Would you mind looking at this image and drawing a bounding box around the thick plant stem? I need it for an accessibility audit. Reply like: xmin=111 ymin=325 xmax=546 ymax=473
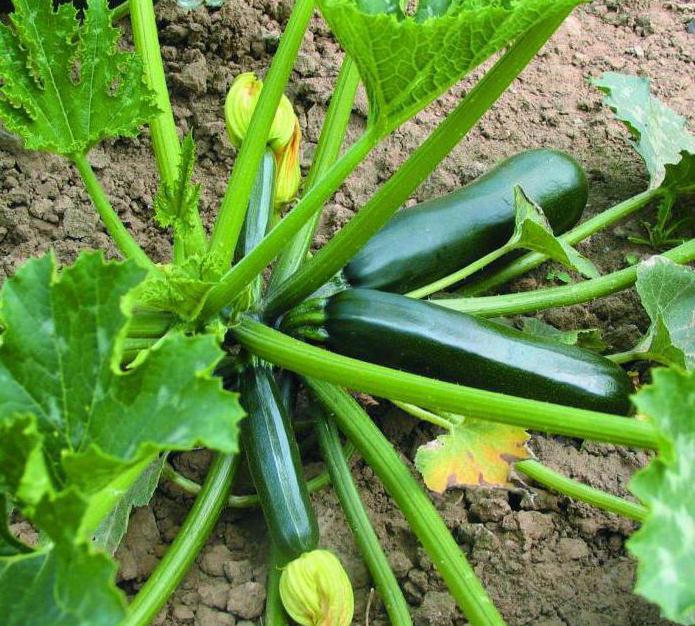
xmin=112 ymin=0 xmax=133 ymax=21
xmin=263 ymin=12 xmax=573 ymax=319
xmin=516 ymin=459 xmax=647 ymax=522
xmin=73 ymin=154 xmax=154 ymax=269
xmin=270 ymin=58 xmax=362 ymax=290
xmin=461 ymin=188 xmax=664 ymax=296
xmin=231 ymin=318 xmax=659 ymax=449
xmin=208 ymin=0 xmax=315 ymax=265
xmin=308 ymin=380 xmax=505 ymax=626
xmin=316 ymin=417 xmax=413 ymax=626
xmin=435 ymin=238 xmax=695 ymax=317
xmin=199 ymin=132 xmax=376 ymax=320
xmin=129 ymin=0 xmax=180 ymax=187
xmin=407 ymin=246 xmax=510 ymax=299
xmin=124 ymin=454 xmax=238 ymax=626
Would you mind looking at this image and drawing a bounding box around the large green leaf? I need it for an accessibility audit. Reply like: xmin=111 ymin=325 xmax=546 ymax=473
xmin=318 ymin=0 xmax=583 ymax=132
xmin=0 ymin=252 xmax=243 ymax=498
xmin=634 ymin=256 xmax=695 ymax=370
xmin=0 ymin=0 xmax=158 ymax=156
xmin=628 ymin=368 xmax=695 ymax=625
xmin=594 ymin=73 xmax=695 ymax=189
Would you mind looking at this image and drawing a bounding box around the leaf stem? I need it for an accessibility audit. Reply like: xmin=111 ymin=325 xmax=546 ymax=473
xmin=461 ymin=188 xmax=665 ymax=296
xmin=435 ymin=238 xmax=695 ymax=317
xmin=392 ymin=401 xmax=458 ymax=431
xmin=407 ymin=246 xmax=510 ymax=299
xmin=112 ymin=0 xmax=133 ymax=22
xmin=208 ymin=0 xmax=316 ymax=266
xmin=199 ymin=131 xmax=377 ymax=320
xmin=231 ymin=318 xmax=659 ymax=449
xmin=316 ymin=416 xmax=413 ymax=626
xmin=607 ymin=350 xmax=672 ymax=366
xmin=515 ymin=459 xmax=647 ymax=522
xmin=308 ymin=380 xmax=505 ymax=626
xmin=73 ymin=154 xmax=154 ymax=269
xmin=263 ymin=11 xmax=574 ymax=319
xmin=265 ymin=544 xmax=289 ymax=626
xmin=124 ymin=453 xmax=238 ymax=626
xmin=269 ymin=57 xmax=362 ymax=290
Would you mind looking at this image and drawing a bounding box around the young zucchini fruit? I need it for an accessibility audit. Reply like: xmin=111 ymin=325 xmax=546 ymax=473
xmin=282 ymin=289 xmax=633 ymax=415
xmin=343 ymin=149 xmax=589 ymax=293
xmin=239 ymin=365 xmax=319 ymax=563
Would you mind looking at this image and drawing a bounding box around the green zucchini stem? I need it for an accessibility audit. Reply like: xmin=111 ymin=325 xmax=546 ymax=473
xmin=316 ymin=416 xmax=413 ymax=626
xmin=435 ymin=237 xmax=695 ymax=318
xmin=407 ymin=246 xmax=511 ymax=299
xmin=392 ymin=401 xmax=460 ymax=431
xmin=124 ymin=454 xmax=239 ymax=626
xmin=207 ymin=0 xmax=316 ymax=266
xmin=270 ymin=58 xmax=362 ymax=291
xmin=72 ymin=154 xmax=154 ymax=269
xmin=460 ymin=187 xmax=665 ymax=296
xmin=162 ymin=440 xmax=356 ymax=507
xmin=265 ymin=544 xmax=289 ymax=626
xmin=606 ymin=350 xmax=673 ymax=366
xmin=232 ymin=317 xmax=659 ymax=449
xmin=307 ymin=379 xmax=506 ymax=626
xmin=516 ymin=459 xmax=647 ymax=522
xmin=112 ymin=0 xmax=132 ymax=21
xmin=262 ymin=11 xmax=574 ymax=320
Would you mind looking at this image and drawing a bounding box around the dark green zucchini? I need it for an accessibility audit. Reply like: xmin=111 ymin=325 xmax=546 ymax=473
xmin=239 ymin=365 xmax=319 ymax=563
xmin=344 ymin=149 xmax=588 ymax=294
xmin=282 ymin=289 xmax=632 ymax=415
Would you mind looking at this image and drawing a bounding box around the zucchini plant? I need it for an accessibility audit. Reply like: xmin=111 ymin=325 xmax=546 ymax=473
xmin=0 ymin=1 xmax=694 ymax=625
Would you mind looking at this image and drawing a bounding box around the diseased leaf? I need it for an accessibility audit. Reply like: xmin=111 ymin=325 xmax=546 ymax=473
xmin=594 ymin=73 xmax=695 ymax=189
xmin=520 ymin=317 xmax=607 ymax=353
xmin=93 ymin=456 xmax=165 ymax=553
xmin=0 ymin=252 xmax=243 ymax=500
xmin=628 ymin=368 xmax=695 ymax=625
xmin=0 ymin=0 xmax=158 ymax=156
xmin=318 ymin=0 xmax=583 ymax=132
xmin=154 ymin=133 xmax=206 ymax=257
xmin=635 ymin=256 xmax=695 ymax=370
xmin=510 ymin=186 xmax=599 ymax=278
xmin=415 ymin=419 xmax=530 ymax=493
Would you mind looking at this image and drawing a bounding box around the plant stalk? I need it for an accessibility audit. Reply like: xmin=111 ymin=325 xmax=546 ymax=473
xmin=270 ymin=57 xmax=362 ymax=290
xmin=461 ymin=188 xmax=664 ymax=296
xmin=263 ymin=11 xmax=574 ymax=319
xmin=73 ymin=154 xmax=154 ymax=269
xmin=316 ymin=416 xmax=413 ymax=626
xmin=434 ymin=238 xmax=695 ymax=317
xmin=308 ymin=379 xmax=505 ymax=626
xmin=265 ymin=544 xmax=289 ymax=626
xmin=123 ymin=453 xmax=238 ymax=626
xmin=231 ymin=317 xmax=659 ymax=449
xmin=208 ymin=0 xmax=316 ymax=266
xmin=516 ymin=459 xmax=647 ymax=522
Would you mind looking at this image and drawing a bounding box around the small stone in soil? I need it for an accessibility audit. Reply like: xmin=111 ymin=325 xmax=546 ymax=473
xmin=223 ymin=559 xmax=254 ymax=586
xmin=227 ymin=582 xmax=266 ymax=620
xmin=200 ymin=545 xmax=235 ymax=577
xmin=172 ymin=604 xmax=195 ymax=623
xmin=198 ymin=580 xmax=230 ymax=610
xmin=414 ymin=591 xmax=458 ymax=626
xmin=195 ymin=606 xmax=236 ymax=626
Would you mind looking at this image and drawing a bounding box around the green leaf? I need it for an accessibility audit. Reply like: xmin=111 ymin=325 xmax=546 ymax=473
xmin=510 ymin=186 xmax=599 ymax=278
xmin=93 ymin=456 xmax=165 ymax=553
xmin=594 ymin=73 xmax=695 ymax=189
xmin=0 ymin=0 xmax=158 ymax=157
xmin=0 ymin=252 xmax=243 ymax=500
xmin=520 ymin=317 xmax=607 ymax=352
xmin=634 ymin=256 xmax=695 ymax=370
xmin=628 ymin=368 xmax=695 ymax=625
xmin=414 ymin=419 xmax=530 ymax=493
xmin=318 ymin=0 xmax=583 ymax=132
xmin=662 ymin=151 xmax=695 ymax=196
xmin=154 ymin=133 xmax=207 ymax=257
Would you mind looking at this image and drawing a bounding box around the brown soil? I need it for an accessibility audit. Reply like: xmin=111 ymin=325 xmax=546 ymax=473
xmin=2 ymin=0 xmax=694 ymax=625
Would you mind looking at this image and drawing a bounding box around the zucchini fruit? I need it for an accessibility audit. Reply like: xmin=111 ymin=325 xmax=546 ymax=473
xmin=239 ymin=365 xmax=319 ymax=563
xmin=344 ymin=149 xmax=588 ymax=293
xmin=282 ymin=289 xmax=632 ymax=415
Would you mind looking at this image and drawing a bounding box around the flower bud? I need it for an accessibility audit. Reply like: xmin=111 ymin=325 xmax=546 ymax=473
xmin=225 ymin=72 xmax=296 ymax=150
xmin=279 ymin=550 xmax=354 ymax=626
xmin=273 ymin=118 xmax=302 ymax=208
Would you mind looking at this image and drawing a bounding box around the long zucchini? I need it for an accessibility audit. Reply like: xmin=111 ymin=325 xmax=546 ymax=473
xmin=343 ymin=149 xmax=588 ymax=293
xmin=239 ymin=365 xmax=319 ymax=563
xmin=282 ymin=289 xmax=632 ymax=415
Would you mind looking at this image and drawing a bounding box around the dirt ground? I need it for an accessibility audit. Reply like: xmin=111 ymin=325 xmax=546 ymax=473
xmin=2 ymin=0 xmax=694 ymax=624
